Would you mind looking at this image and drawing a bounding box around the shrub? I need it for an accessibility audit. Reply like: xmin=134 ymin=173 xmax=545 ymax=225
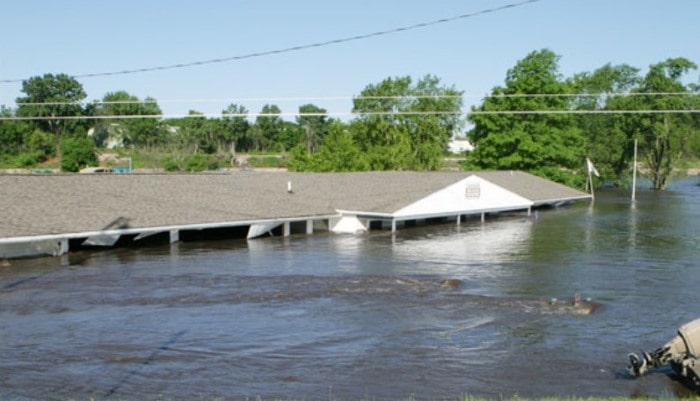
xmin=162 ymin=156 xmax=181 ymax=172
xmin=26 ymin=130 xmax=56 ymax=160
xmin=14 ymin=151 xmax=44 ymax=167
xmin=185 ymin=153 xmax=220 ymax=172
xmin=248 ymin=155 xmax=287 ymax=168
xmin=60 ymin=137 xmax=98 ymax=172
xmin=161 ymin=156 xmax=182 ymax=173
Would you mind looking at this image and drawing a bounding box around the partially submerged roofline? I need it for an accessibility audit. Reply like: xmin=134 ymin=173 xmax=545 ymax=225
xmin=531 ymin=194 xmax=593 ymax=207
xmin=336 ymin=204 xmax=534 ymax=222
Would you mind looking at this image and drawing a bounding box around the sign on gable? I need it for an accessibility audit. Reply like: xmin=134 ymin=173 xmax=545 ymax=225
xmin=465 ymin=183 xmax=481 ymax=199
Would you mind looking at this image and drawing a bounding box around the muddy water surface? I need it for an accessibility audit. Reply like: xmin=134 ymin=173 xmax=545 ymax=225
xmin=1 ymin=178 xmax=699 ymax=400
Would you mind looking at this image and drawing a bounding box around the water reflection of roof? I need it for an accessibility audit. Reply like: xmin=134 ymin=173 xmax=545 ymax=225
xmin=0 ymin=171 xmax=590 ymax=240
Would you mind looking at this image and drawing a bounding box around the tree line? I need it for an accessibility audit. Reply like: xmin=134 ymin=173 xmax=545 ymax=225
xmin=1 ymin=48 xmax=698 ymax=189
xmin=466 ymin=49 xmax=700 ymax=189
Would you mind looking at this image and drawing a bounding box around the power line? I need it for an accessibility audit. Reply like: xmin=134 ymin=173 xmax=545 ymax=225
xmin=2 ymin=109 xmax=700 ymax=122
xmin=0 ymin=0 xmax=541 ymax=83
xmin=9 ymin=92 xmax=699 ymax=107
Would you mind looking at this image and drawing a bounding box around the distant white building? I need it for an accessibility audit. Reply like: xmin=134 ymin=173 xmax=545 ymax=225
xmin=87 ymin=124 xmax=128 ymax=149
xmin=448 ymin=137 xmax=473 ymax=154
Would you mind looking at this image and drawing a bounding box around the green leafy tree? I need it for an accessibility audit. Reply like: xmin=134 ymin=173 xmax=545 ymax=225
xmin=0 ymin=106 xmax=33 ymax=157
xmin=250 ymin=104 xmax=284 ymax=151
xmin=60 ymin=135 xmax=97 ymax=172
xmin=352 ymin=75 xmax=463 ymax=170
xmin=161 ymin=156 xmax=182 ymax=172
xmin=25 ymin=129 xmax=57 ymax=161
xmin=246 ymin=124 xmax=266 ymax=152
xmin=296 ymin=104 xmax=330 ymax=154
xmin=185 ymin=153 xmax=220 ymax=172
xmin=172 ymin=110 xmax=223 ymax=154
xmin=288 ymin=121 xmax=369 ymax=172
xmin=91 ymin=91 xmax=162 ymax=148
xmin=222 ymin=103 xmax=251 ymax=152
xmin=688 ymin=97 xmax=700 ymax=160
xmin=609 ymin=58 xmax=699 ymax=189
xmin=16 ymin=74 xmax=87 ymax=153
xmin=569 ymin=63 xmax=640 ymax=183
xmin=276 ymin=121 xmax=303 ymax=152
xmin=0 ymin=107 xmax=49 ymax=167
xmin=157 ymin=113 xmax=192 ymax=154
xmin=465 ymin=49 xmax=586 ymax=187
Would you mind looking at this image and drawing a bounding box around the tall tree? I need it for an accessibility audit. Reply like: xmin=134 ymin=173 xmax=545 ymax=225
xmin=276 ymin=120 xmax=303 ymax=152
xmin=60 ymin=134 xmax=97 ymax=172
xmin=352 ymin=75 xmax=463 ymax=170
xmin=0 ymin=106 xmax=32 ymax=156
xmin=465 ymin=49 xmax=586 ymax=187
xmin=16 ymin=73 xmax=87 ymax=152
xmin=570 ymin=64 xmax=640 ymax=183
xmin=250 ymin=104 xmax=284 ymax=151
xmin=288 ymin=121 xmax=369 ymax=172
xmin=91 ymin=91 xmax=162 ymax=147
xmin=222 ymin=103 xmax=251 ymax=152
xmin=174 ymin=110 xmax=221 ymax=154
xmin=610 ymin=58 xmax=699 ymax=189
xmin=296 ymin=104 xmax=329 ymax=154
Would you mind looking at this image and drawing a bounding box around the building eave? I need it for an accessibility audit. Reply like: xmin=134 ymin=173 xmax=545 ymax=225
xmin=531 ymin=194 xmax=593 ymax=207
xmin=0 ymin=214 xmax=340 ymax=245
xmin=336 ymin=204 xmax=534 ymax=222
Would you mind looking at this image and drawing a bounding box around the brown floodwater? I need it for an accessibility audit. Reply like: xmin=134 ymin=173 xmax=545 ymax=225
xmin=1 ymin=178 xmax=699 ymax=400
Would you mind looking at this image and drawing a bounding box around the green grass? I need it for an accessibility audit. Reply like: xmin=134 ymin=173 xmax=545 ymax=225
xmin=247 ymin=155 xmax=288 ymax=168
xmin=102 ymin=147 xmax=167 ymax=169
xmin=678 ymin=157 xmax=700 ymax=171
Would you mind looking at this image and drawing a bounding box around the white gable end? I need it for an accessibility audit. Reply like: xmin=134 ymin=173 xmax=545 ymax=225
xmin=394 ymin=175 xmax=532 ymax=218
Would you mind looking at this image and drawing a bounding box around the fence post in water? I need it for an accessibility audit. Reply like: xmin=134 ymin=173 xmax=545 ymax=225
xmin=169 ymin=230 xmax=179 ymax=243
xmin=632 ymin=138 xmax=638 ymax=203
xmin=54 ymin=239 xmax=69 ymax=256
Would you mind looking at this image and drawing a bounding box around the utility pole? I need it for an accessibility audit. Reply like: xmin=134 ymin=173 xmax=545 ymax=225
xmin=631 ymin=138 xmax=638 ymax=202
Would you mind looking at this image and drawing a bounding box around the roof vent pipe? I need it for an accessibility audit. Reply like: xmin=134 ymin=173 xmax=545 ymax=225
xmin=287 ymin=181 xmax=293 ymax=193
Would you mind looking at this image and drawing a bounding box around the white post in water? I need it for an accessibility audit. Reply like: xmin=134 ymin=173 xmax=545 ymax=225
xmin=586 ymin=158 xmax=598 ymax=201
xmin=631 ymin=138 xmax=638 ymax=203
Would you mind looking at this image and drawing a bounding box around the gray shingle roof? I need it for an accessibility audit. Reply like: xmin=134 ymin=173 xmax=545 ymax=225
xmin=474 ymin=171 xmax=591 ymax=205
xmin=0 ymin=171 xmax=589 ymax=239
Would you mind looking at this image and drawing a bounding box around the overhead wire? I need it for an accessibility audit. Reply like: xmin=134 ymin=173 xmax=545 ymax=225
xmin=0 ymin=0 xmax=541 ymax=84
xmin=3 ymin=0 xmax=697 ymax=121
xmin=6 ymin=92 xmax=699 ymax=120
xmin=9 ymin=91 xmax=699 ymax=108
xmin=2 ymin=108 xmax=700 ymax=122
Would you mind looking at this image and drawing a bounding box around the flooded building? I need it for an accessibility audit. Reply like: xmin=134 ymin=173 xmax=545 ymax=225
xmin=0 ymin=171 xmax=591 ymax=259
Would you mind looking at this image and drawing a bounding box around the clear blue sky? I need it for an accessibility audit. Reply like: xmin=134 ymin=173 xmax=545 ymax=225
xmin=1 ymin=0 xmax=698 ymax=121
